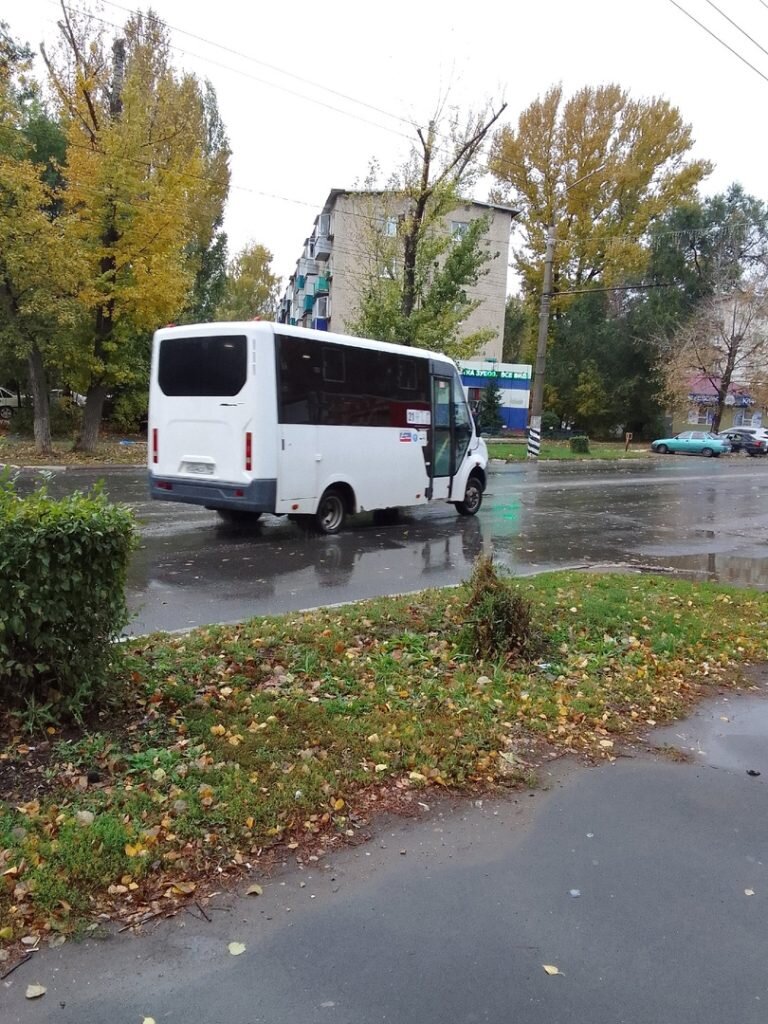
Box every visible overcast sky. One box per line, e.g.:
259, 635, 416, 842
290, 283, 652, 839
10, 0, 768, 289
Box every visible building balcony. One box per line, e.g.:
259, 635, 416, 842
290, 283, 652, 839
314, 275, 330, 296
303, 294, 315, 312
314, 234, 332, 261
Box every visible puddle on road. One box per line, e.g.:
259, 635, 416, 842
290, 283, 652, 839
651, 671, 768, 775
636, 552, 768, 590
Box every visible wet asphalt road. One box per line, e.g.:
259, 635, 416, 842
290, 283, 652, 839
5, 684, 768, 1024
29, 456, 768, 633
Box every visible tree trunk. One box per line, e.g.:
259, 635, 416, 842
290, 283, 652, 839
27, 343, 52, 455
74, 384, 108, 452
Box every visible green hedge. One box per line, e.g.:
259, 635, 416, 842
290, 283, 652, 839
0, 476, 135, 717
570, 435, 590, 454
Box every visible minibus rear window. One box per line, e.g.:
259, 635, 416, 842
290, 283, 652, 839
158, 335, 247, 396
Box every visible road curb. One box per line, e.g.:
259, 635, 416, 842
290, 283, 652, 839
2, 462, 143, 472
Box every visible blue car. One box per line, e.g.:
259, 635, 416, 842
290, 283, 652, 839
651, 431, 731, 457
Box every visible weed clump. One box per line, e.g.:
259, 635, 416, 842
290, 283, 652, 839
459, 555, 540, 662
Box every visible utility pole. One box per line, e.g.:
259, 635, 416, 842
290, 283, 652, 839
527, 223, 556, 459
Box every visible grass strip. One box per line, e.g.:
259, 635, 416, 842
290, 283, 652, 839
1, 570, 766, 944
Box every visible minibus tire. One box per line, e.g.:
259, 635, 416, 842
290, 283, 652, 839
315, 488, 346, 534
215, 509, 262, 525
454, 475, 483, 516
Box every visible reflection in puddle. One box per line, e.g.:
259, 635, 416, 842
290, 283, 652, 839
642, 553, 768, 590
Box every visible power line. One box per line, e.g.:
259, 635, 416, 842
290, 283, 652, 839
92, 0, 419, 132
666, 0, 768, 84
701, 0, 768, 60
42, 1, 415, 142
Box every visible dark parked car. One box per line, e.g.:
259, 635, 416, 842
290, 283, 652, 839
718, 429, 768, 456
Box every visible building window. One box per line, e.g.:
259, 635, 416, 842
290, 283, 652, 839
451, 220, 470, 240
382, 216, 398, 237
734, 410, 760, 427
688, 405, 713, 425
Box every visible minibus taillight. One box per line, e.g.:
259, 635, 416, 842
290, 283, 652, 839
152, 428, 158, 464
245, 431, 253, 471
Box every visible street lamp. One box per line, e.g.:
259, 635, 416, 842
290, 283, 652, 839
526, 165, 607, 460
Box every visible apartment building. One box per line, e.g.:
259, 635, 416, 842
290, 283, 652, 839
276, 189, 516, 362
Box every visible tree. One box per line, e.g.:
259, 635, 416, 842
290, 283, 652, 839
0, 23, 75, 452
543, 291, 666, 438
477, 377, 504, 435
215, 242, 280, 321
502, 294, 530, 363
41, 3, 230, 450
489, 84, 711, 299
662, 276, 768, 433
347, 102, 507, 358
184, 80, 231, 323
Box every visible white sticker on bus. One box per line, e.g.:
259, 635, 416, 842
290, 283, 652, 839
407, 409, 431, 426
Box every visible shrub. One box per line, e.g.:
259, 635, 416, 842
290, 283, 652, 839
459, 554, 539, 662
0, 474, 135, 720
11, 398, 83, 439
570, 435, 590, 454
541, 411, 561, 433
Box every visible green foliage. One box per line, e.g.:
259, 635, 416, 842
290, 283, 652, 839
545, 291, 666, 439
11, 397, 82, 438
477, 378, 504, 434
541, 410, 561, 433
215, 241, 280, 321
349, 213, 495, 357
503, 295, 530, 362
570, 435, 590, 454
460, 554, 539, 662
0, 477, 135, 719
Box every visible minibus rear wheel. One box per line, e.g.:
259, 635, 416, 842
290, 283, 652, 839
315, 488, 346, 534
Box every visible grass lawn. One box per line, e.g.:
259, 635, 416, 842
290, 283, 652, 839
0, 433, 147, 467
487, 440, 652, 461
1, 571, 766, 947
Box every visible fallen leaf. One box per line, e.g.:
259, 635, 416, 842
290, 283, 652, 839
25, 984, 47, 1000
210, 724, 226, 736
75, 810, 95, 826
542, 965, 562, 976
333, 798, 345, 811
246, 884, 263, 896
745, 889, 755, 896
142, 1018, 156, 1024
228, 942, 246, 956
172, 881, 197, 895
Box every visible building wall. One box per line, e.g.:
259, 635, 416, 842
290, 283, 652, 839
458, 359, 532, 431
672, 403, 765, 434
277, 190, 513, 362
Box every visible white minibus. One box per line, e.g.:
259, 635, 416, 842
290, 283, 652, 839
148, 322, 488, 534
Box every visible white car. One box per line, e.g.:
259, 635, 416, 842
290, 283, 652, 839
0, 386, 21, 420
719, 426, 768, 444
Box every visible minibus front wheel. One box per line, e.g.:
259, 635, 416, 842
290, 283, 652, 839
454, 474, 483, 516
